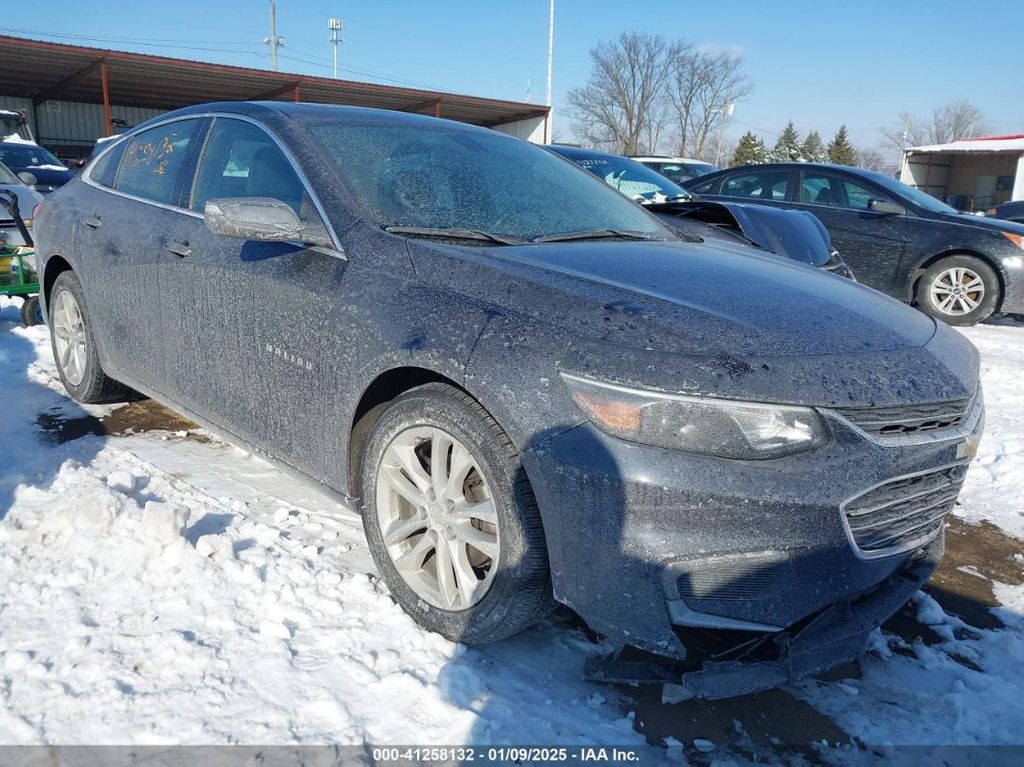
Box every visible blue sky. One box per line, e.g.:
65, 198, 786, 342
3, 0, 1022, 150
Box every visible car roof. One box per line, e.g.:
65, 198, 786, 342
630, 155, 707, 164
547, 144, 637, 162
132, 100, 495, 136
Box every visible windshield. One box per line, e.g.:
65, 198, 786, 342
306, 121, 666, 241
565, 152, 690, 203
0, 143, 65, 170
862, 170, 958, 215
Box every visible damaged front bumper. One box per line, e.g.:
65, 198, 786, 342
522, 397, 982, 696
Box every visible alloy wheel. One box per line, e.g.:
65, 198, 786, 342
52, 290, 88, 386
375, 426, 500, 611
929, 266, 985, 316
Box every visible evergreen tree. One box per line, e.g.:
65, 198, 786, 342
801, 130, 826, 162
827, 125, 858, 166
730, 130, 766, 166
770, 121, 803, 162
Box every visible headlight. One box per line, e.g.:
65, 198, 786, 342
1003, 232, 1024, 252
561, 373, 829, 459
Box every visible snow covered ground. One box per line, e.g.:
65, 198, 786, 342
0, 296, 1022, 760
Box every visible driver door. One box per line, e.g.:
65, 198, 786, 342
161, 117, 342, 477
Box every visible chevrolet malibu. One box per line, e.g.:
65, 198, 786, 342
34, 102, 983, 699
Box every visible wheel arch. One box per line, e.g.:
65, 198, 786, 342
42, 254, 74, 308
909, 248, 1006, 310
347, 366, 477, 498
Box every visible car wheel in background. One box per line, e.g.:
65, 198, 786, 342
20, 295, 43, 326
49, 270, 127, 403
916, 255, 999, 326
360, 382, 555, 645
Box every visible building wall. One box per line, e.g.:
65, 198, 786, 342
902, 150, 1024, 208
493, 114, 547, 143
4, 95, 549, 155
1, 95, 163, 152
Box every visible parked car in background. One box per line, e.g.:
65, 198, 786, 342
986, 200, 1024, 224
688, 162, 1024, 325
631, 154, 719, 184
35, 102, 983, 698
0, 160, 43, 248
0, 142, 74, 193
549, 145, 853, 277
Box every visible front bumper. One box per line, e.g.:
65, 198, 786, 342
522, 398, 983, 666
1000, 257, 1024, 313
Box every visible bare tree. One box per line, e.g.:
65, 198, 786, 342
855, 146, 891, 173
565, 32, 674, 155
882, 99, 988, 156
666, 46, 751, 159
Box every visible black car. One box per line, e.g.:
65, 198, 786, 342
687, 162, 1024, 325
987, 200, 1024, 224
548, 145, 853, 277
0, 141, 75, 193
34, 103, 983, 699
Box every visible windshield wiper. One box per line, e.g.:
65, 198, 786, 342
383, 225, 522, 246
531, 228, 658, 243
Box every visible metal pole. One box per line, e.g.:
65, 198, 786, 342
100, 59, 112, 136
329, 18, 342, 79
270, 0, 279, 71
546, 0, 554, 142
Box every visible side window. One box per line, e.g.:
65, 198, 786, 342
801, 172, 891, 211
191, 118, 307, 216
115, 119, 200, 205
88, 140, 126, 188
722, 170, 789, 200
688, 176, 720, 194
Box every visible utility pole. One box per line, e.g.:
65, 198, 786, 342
329, 17, 343, 79
714, 103, 735, 165
545, 0, 554, 142
265, 0, 284, 71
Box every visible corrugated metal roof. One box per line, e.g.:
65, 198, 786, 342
0, 35, 548, 127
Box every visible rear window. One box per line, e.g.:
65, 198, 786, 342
115, 119, 200, 206
88, 140, 126, 189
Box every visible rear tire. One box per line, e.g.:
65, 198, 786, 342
915, 255, 999, 326
49, 270, 127, 403
360, 383, 555, 645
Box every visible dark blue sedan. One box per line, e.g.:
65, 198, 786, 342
32, 103, 983, 699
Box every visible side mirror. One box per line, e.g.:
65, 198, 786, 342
203, 197, 334, 247
17, 171, 37, 187
868, 198, 906, 216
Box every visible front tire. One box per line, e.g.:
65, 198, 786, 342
49, 270, 127, 403
360, 383, 555, 645
916, 255, 999, 326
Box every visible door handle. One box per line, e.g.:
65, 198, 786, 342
82, 215, 102, 229
165, 239, 192, 258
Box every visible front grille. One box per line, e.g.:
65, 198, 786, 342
834, 398, 971, 436
843, 463, 968, 556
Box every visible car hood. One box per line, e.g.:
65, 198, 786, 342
483, 239, 933, 354
0, 183, 43, 222
938, 210, 1024, 235
408, 237, 978, 407
11, 165, 74, 190
647, 200, 832, 265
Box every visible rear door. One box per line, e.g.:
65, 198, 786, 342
164, 116, 342, 476
693, 167, 795, 208
73, 117, 204, 389
793, 169, 908, 293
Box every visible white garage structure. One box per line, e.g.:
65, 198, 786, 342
0, 35, 550, 160
900, 135, 1024, 213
